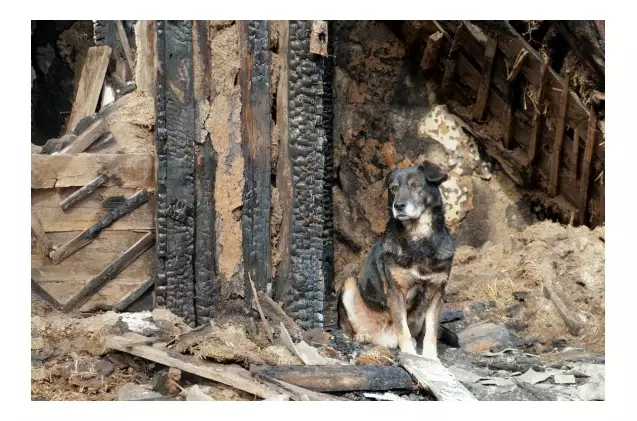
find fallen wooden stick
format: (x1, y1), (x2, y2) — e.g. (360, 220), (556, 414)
(249, 273), (273, 343)
(59, 174), (108, 211)
(252, 374), (347, 401)
(59, 118), (108, 154)
(104, 333), (278, 399)
(250, 364), (413, 392)
(256, 291), (302, 340)
(543, 286), (583, 336)
(399, 353), (477, 401)
(279, 322), (326, 365)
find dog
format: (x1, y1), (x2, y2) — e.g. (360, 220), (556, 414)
(337, 162), (457, 360)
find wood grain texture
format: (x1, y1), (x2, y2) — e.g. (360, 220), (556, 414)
(472, 36), (497, 121)
(113, 277), (154, 312)
(31, 212), (52, 256)
(134, 20), (157, 97)
(578, 108), (598, 224)
(59, 119), (108, 154)
(58, 174), (109, 212)
(31, 154), (154, 189)
(549, 73), (571, 197)
(66, 46), (112, 133)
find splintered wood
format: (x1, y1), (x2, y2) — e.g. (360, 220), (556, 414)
(279, 323), (327, 365)
(309, 21), (328, 56)
(420, 31), (443, 71)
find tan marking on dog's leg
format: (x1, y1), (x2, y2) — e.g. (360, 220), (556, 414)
(421, 286), (443, 360)
(387, 288), (417, 355)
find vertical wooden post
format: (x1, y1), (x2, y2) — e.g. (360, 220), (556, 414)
(526, 56), (550, 183)
(578, 109), (598, 225)
(570, 128), (580, 186)
(472, 36), (497, 121)
(549, 72), (571, 197)
(239, 21), (272, 305)
(420, 31), (444, 71)
(440, 23), (464, 98)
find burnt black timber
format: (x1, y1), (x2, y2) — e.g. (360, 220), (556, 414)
(526, 57), (550, 169)
(62, 232), (155, 312)
(578, 108), (598, 225)
(439, 23), (463, 98)
(193, 20), (218, 325)
(153, 20), (197, 326)
(552, 21), (605, 78)
(60, 174), (109, 211)
(239, 21), (272, 304)
(472, 35), (497, 121)
(549, 72), (571, 197)
(249, 365), (414, 392)
(50, 188), (150, 264)
(31, 278), (62, 311)
(113, 277), (155, 312)
(278, 20), (327, 330)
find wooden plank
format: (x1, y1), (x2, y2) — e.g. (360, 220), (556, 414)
(59, 174), (108, 211)
(309, 20), (328, 56)
(440, 23), (464, 97)
(62, 232), (155, 312)
(502, 80), (518, 149)
(399, 353), (477, 401)
(420, 31), (444, 71)
(526, 56), (551, 167)
(549, 72), (571, 197)
(65, 46), (112, 133)
(543, 286), (583, 336)
(578, 108), (598, 224)
(571, 127), (580, 185)
(113, 277), (154, 312)
(59, 119), (108, 154)
(31, 212), (52, 256)
(134, 20), (157, 97)
(104, 333), (279, 399)
(472, 36), (498, 121)
(249, 365), (413, 393)
(34, 187), (154, 232)
(507, 48), (528, 82)
(239, 20), (272, 302)
(115, 21), (135, 79)
(31, 278), (62, 310)
(31, 154), (154, 189)
(280, 322), (326, 365)
(255, 376), (347, 401)
(49, 188), (150, 264)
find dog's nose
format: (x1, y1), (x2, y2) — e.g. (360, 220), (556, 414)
(394, 202), (406, 212)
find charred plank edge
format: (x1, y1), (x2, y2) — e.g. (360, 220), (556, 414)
(61, 232), (155, 312)
(322, 23), (335, 295)
(31, 278), (62, 310)
(578, 107), (598, 225)
(549, 72), (571, 197)
(49, 188), (150, 264)
(249, 365), (414, 393)
(440, 23), (464, 97)
(279, 20), (327, 330)
(543, 286), (583, 336)
(309, 21), (329, 57)
(472, 35), (497, 121)
(526, 56), (551, 168)
(251, 373), (347, 401)
(59, 174), (109, 211)
(112, 277), (155, 312)
(507, 48), (528, 82)
(31, 212), (53, 256)
(420, 31), (444, 71)
(115, 20), (135, 79)
(239, 20), (272, 304)
(193, 20), (217, 325)
(59, 119), (108, 154)
(153, 21), (197, 326)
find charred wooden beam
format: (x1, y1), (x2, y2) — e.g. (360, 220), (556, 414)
(113, 277), (155, 312)
(440, 23), (464, 98)
(276, 20), (331, 330)
(571, 127), (580, 185)
(94, 20), (130, 86)
(502, 80), (519, 149)
(31, 278), (62, 310)
(549, 72), (571, 197)
(322, 24), (335, 295)
(59, 174), (109, 211)
(62, 232), (155, 312)
(31, 212), (52, 256)
(578, 107), (598, 225)
(239, 21), (272, 304)
(420, 31), (444, 71)
(249, 365), (414, 393)
(193, 21), (217, 325)
(507, 48), (528, 82)
(472, 36), (497, 121)
(49, 188), (150, 264)
(526, 56), (550, 170)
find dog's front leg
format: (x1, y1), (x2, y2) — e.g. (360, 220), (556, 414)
(421, 284), (444, 361)
(381, 263), (417, 355)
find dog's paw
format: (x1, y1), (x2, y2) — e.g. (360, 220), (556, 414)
(420, 345), (439, 361)
(400, 341), (418, 355)
(355, 333), (372, 343)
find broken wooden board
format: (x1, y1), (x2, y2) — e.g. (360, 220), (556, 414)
(250, 365), (413, 392)
(399, 353), (477, 401)
(33, 187), (155, 232)
(420, 31), (443, 71)
(59, 119), (108, 154)
(104, 333), (279, 399)
(280, 322), (326, 365)
(66, 46), (112, 133)
(31, 154), (154, 189)
(31, 212), (52, 256)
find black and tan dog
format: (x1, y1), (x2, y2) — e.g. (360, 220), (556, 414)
(338, 162), (456, 360)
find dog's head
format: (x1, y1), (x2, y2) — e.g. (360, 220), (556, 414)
(381, 162), (448, 221)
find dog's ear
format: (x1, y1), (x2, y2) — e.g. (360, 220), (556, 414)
(418, 161), (448, 186)
(380, 168), (396, 197)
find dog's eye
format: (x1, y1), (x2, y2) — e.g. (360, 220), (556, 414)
(390, 185), (398, 193)
(409, 181), (420, 189)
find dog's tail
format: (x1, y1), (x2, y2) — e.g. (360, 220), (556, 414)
(438, 324), (460, 348)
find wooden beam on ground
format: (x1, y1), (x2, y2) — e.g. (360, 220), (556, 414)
(249, 365), (414, 393)
(62, 232), (155, 312)
(31, 278), (62, 310)
(31, 212), (52, 256)
(59, 174), (109, 211)
(549, 72), (571, 197)
(251, 375), (347, 401)
(59, 119), (108, 154)
(399, 353), (477, 401)
(115, 21), (135, 79)
(49, 188), (150, 264)
(65, 46), (112, 133)
(420, 31), (444, 71)
(309, 20), (328, 56)
(104, 333), (279, 399)
(472, 36), (498, 121)
(526, 56), (551, 169)
(507, 48), (528, 82)
(543, 286), (583, 336)
(578, 107), (598, 225)
(440, 23), (464, 98)
(239, 20), (272, 304)
(112, 277), (154, 312)
(31, 153), (153, 189)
